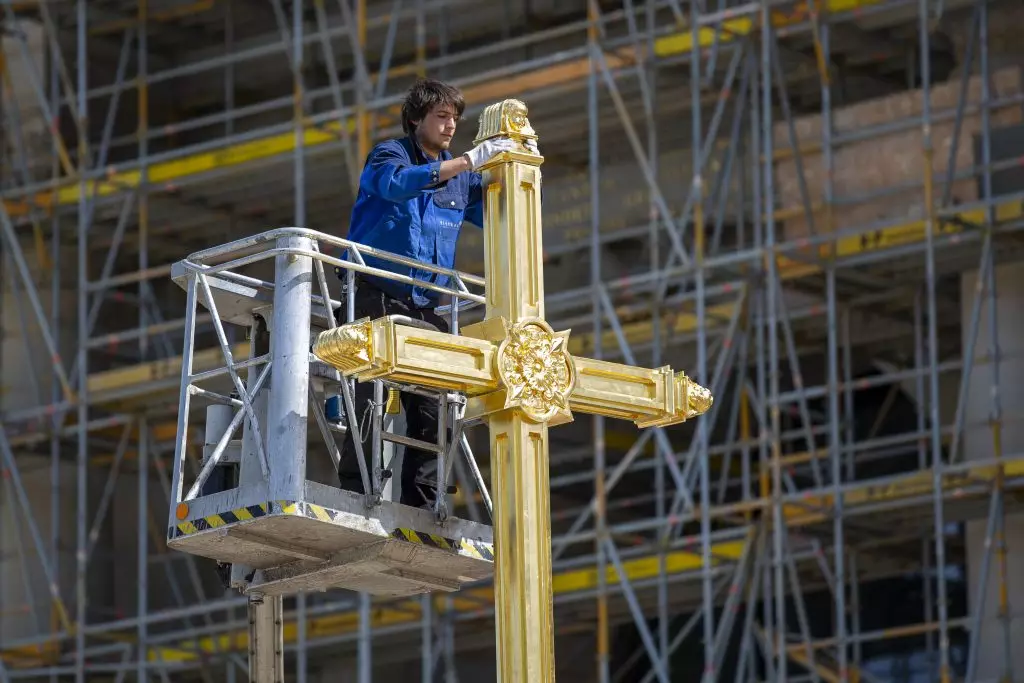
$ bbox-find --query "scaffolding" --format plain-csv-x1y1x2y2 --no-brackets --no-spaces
0,0,1023,681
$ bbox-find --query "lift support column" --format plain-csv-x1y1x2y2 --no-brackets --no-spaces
248,594,284,683
248,235,314,681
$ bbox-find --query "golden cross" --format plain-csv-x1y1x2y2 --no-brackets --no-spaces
312,99,711,683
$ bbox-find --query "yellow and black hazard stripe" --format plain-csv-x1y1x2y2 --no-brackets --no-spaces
168,500,301,539
304,502,344,523
456,537,495,562
391,528,494,562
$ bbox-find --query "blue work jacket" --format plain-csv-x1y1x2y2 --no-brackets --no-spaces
344,135,483,307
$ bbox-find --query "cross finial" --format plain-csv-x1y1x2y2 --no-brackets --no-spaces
473,98,538,146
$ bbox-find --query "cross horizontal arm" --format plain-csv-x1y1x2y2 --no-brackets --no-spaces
311,315,499,395
311,316,712,429
570,356,712,428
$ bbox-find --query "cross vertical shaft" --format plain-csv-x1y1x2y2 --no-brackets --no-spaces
489,412,555,681
472,103,556,682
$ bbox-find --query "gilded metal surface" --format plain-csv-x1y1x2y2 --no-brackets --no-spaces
685,376,713,418
313,316,498,394
473,98,538,147
488,410,554,682
496,319,575,423
310,318,372,374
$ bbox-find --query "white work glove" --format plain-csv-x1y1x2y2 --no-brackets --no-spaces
462,138,519,170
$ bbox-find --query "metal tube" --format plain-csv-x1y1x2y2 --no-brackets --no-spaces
653,40,748,300
769,30,817,237
137,414,149,682
48,38,62,680
138,0,150,361
0,208,74,402
939,4,980,209
641,0,666,657
773,281,825,487
760,6,788,678
587,8,610,679
264,235,314,501
185,364,273,501
358,593,371,683
977,4,1014,677
690,0,714,676
459,434,492,518
918,0,951,676
167,277,198,515
75,2,89,680
292,2,309,675
622,576,731,683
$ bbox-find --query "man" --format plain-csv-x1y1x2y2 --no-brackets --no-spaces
331,78,531,509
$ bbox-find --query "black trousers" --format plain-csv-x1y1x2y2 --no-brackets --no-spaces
335,279,448,508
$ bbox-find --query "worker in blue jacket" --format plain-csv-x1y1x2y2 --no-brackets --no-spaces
330,78,533,509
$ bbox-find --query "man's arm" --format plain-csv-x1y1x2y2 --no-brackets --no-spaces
359,143,465,202
361,139,517,203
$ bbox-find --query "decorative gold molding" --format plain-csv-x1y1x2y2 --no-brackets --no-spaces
473,98,539,152
310,318,373,375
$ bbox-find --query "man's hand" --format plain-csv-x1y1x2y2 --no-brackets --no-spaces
462,138,519,170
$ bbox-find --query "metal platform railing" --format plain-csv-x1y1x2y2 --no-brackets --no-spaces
165,227,495,599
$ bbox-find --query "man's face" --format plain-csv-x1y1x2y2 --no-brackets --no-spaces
414,104,457,154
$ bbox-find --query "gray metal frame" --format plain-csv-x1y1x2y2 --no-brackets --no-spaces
162,229,494,600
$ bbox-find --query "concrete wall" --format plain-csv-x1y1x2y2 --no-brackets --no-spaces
0,455,114,644
774,65,1024,241
960,260,1024,679
0,249,79,416
1,18,50,182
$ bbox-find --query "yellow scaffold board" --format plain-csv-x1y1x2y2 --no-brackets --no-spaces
653,0,886,57
776,457,1024,526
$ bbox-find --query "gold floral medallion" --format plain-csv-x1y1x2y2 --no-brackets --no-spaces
495,319,576,423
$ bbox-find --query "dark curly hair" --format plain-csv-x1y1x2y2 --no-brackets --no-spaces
401,78,466,135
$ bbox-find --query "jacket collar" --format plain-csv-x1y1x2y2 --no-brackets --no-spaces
406,133,452,165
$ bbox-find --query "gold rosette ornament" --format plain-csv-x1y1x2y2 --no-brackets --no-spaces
495,319,576,423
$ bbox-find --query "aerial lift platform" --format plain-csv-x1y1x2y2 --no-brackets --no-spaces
163,225,496,680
